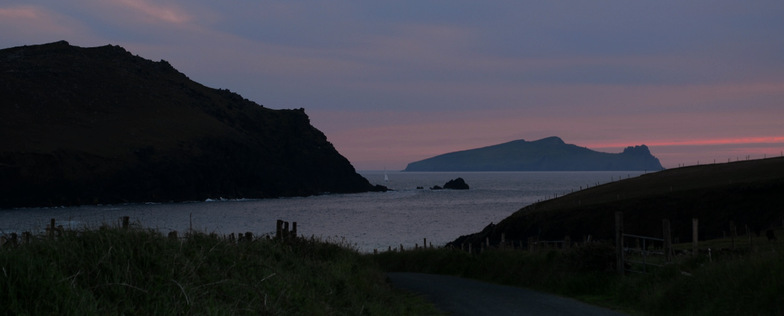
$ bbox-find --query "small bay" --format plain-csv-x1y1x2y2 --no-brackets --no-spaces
0,171,644,252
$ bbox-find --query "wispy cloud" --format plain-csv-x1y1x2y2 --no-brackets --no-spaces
114,0,192,25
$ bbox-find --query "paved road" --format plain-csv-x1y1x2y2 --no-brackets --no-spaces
387,273,627,316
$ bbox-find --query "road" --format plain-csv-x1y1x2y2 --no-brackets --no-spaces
387,273,628,316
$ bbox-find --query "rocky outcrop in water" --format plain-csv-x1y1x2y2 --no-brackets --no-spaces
443,178,469,190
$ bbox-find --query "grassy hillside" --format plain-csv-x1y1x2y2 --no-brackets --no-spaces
451,157,784,247
0,224,438,315
375,235,784,315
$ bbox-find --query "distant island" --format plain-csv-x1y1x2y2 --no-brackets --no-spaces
0,41,383,208
404,137,664,171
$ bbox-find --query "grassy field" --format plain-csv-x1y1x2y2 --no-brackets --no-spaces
3,222,782,315
0,224,439,315
373,232,784,315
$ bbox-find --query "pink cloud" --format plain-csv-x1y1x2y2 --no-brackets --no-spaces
588,136,784,149
113,0,193,25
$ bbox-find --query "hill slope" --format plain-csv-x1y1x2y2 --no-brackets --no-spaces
0,41,379,208
404,137,664,171
449,157,784,248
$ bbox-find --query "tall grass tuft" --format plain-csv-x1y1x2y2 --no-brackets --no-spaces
0,225,439,315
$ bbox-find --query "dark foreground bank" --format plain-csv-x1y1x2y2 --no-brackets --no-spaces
0,224,437,315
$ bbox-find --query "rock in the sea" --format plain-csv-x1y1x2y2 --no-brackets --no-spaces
443,178,470,190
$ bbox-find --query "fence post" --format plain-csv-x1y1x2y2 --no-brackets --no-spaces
692,218,699,256
122,216,130,229
663,219,672,262
48,218,56,238
291,222,297,238
615,212,624,275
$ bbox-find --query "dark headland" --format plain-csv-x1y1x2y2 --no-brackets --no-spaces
449,156,784,249
0,41,384,208
404,136,664,171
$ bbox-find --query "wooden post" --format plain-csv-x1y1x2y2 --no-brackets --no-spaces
692,218,699,256
663,219,672,262
122,216,130,229
276,220,283,239
291,222,297,238
48,218,56,238
424,238,427,249
615,212,624,275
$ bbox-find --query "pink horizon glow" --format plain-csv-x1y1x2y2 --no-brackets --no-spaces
587,136,784,150
2,1,783,173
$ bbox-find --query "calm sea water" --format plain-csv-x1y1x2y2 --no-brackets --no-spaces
0,171,644,252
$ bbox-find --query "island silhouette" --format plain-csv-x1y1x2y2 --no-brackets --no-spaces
404,136,664,171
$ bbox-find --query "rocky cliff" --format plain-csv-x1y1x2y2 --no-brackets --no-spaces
0,41,381,208
404,137,664,171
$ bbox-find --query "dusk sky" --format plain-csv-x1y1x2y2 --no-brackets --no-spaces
2,1,783,170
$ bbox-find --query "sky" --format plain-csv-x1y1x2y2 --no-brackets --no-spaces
2,1,783,170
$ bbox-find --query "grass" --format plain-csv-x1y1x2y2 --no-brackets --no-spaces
372,237,784,315
3,222,782,315
0,224,440,315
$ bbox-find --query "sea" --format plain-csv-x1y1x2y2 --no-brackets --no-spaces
0,171,645,253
